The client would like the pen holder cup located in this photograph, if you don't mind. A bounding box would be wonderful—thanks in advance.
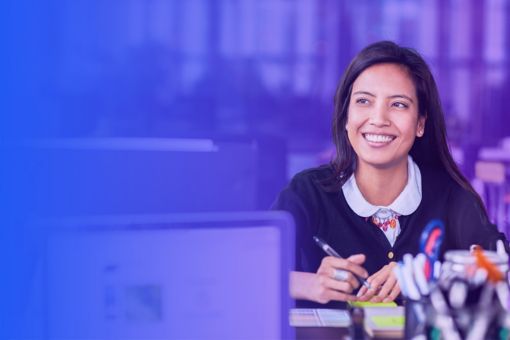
[404,297,432,339]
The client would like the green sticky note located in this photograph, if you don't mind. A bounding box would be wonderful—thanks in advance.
[371,315,405,328]
[349,301,397,308]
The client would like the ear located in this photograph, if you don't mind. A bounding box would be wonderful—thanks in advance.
[416,115,427,137]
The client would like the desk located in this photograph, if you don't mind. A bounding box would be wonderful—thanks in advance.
[291,307,404,339]
[295,327,402,339]
[296,327,348,339]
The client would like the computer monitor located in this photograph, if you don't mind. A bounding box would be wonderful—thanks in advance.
[30,138,259,216]
[43,211,295,339]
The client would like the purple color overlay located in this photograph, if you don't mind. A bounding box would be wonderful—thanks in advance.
[2,0,509,338]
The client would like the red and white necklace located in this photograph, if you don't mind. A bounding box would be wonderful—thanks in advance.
[370,208,400,231]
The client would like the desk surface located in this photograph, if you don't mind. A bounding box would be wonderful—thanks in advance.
[296,327,348,339]
[291,307,404,340]
[295,327,402,340]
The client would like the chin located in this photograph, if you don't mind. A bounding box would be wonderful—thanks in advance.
[358,156,407,170]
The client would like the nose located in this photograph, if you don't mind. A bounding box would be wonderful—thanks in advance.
[369,104,390,127]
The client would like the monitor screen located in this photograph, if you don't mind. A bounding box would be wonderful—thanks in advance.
[44,212,294,339]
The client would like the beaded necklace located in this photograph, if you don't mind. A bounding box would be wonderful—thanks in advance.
[370,208,400,232]
[365,208,401,245]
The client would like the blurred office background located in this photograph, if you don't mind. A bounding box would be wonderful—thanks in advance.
[3,0,510,336]
[20,0,508,227]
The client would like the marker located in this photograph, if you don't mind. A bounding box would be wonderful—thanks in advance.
[313,236,372,289]
[448,280,467,309]
[419,219,444,281]
[433,260,441,281]
[496,240,508,261]
[402,254,421,300]
[393,264,408,297]
[413,254,430,295]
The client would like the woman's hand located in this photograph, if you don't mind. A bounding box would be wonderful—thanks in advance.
[290,254,368,304]
[356,261,400,302]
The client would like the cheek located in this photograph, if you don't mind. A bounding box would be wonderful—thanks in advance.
[345,111,362,131]
[397,117,419,135]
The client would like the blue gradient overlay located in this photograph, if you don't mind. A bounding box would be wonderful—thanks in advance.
[2,0,510,338]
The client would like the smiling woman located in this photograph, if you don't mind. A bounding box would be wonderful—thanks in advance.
[272,41,508,308]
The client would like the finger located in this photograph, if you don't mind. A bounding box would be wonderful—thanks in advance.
[356,284,379,301]
[369,295,383,303]
[317,262,359,288]
[376,273,397,300]
[317,258,335,276]
[346,254,369,281]
[357,285,368,297]
[331,268,349,280]
[318,266,359,290]
[326,290,358,303]
[324,256,368,279]
[356,293,371,301]
[366,272,384,291]
[357,272,387,301]
[324,275,358,294]
[339,270,360,290]
[383,284,401,303]
[357,278,381,301]
[356,269,384,298]
[317,273,355,294]
[347,254,366,264]
[315,284,358,303]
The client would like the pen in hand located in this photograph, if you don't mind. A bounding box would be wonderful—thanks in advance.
[313,236,372,290]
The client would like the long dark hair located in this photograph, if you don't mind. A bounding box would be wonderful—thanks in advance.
[328,41,487,215]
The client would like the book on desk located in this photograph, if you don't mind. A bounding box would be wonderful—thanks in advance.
[363,306,404,338]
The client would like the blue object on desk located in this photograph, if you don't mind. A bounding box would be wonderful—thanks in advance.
[419,219,445,281]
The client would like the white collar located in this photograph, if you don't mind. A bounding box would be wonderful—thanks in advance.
[341,156,422,217]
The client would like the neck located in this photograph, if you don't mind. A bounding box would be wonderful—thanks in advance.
[355,159,409,206]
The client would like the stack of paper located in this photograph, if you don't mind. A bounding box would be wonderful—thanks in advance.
[289,308,350,327]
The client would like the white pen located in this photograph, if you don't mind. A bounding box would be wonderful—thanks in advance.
[413,254,430,295]
[393,265,408,297]
[313,236,372,289]
[402,254,421,300]
[496,240,508,261]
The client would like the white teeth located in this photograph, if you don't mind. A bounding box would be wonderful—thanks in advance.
[364,134,394,143]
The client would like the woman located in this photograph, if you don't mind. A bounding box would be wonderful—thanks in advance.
[272,41,508,307]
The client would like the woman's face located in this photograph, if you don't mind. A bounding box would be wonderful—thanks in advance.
[345,63,426,171]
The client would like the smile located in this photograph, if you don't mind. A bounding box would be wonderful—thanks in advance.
[362,133,396,143]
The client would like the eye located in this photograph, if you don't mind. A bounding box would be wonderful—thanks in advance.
[392,101,409,109]
[355,98,369,105]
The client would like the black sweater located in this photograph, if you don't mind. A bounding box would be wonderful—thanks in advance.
[273,164,507,307]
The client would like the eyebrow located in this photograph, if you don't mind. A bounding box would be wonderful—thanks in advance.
[352,91,414,103]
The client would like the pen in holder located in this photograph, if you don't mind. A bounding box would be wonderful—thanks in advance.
[436,248,509,339]
[394,253,439,339]
[395,244,510,340]
[403,296,432,339]
[396,219,445,339]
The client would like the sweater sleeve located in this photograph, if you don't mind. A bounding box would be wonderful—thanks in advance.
[448,186,508,252]
[271,172,322,273]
